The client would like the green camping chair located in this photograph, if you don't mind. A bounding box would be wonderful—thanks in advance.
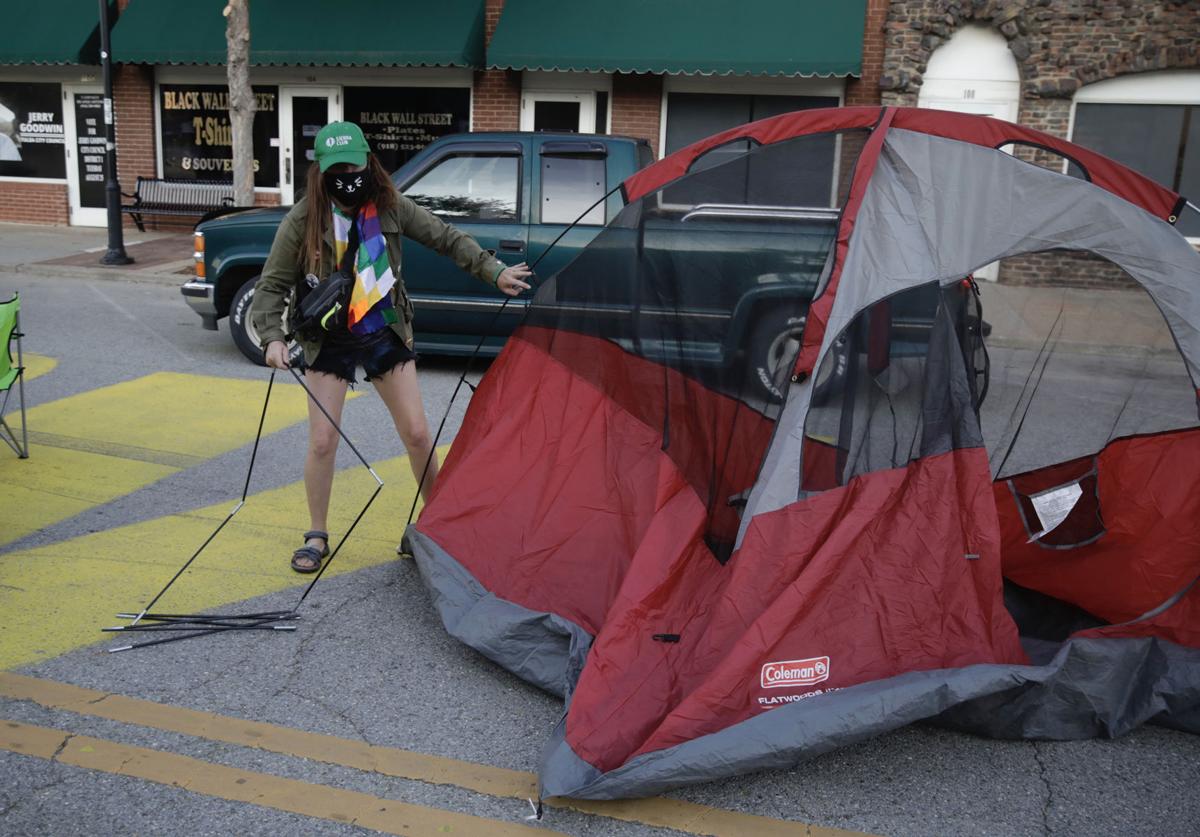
[0,292,28,458]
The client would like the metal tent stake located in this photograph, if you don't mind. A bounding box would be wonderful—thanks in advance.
[107,368,384,653]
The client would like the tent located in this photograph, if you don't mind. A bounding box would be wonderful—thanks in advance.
[405,106,1200,800]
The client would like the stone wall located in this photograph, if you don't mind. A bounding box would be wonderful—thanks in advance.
[880,0,1199,120]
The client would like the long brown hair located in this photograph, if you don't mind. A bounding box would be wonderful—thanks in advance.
[299,154,399,276]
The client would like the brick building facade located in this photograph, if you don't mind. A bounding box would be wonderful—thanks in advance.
[2,0,1195,266]
[0,0,885,230]
[880,0,1199,113]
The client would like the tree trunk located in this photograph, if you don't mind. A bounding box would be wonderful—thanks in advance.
[225,0,255,207]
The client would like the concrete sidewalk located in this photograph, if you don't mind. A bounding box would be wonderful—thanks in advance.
[0,222,193,286]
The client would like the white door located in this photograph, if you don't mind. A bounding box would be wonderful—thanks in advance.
[520,91,596,134]
[63,85,107,227]
[279,88,339,205]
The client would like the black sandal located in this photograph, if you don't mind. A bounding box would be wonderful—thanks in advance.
[291,530,330,574]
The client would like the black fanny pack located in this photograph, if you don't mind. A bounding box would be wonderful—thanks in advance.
[292,219,359,342]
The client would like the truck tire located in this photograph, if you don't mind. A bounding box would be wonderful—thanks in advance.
[748,307,808,403]
[229,276,302,367]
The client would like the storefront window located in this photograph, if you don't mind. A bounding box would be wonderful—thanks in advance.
[158,84,279,187]
[344,87,470,175]
[1072,102,1199,237]
[664,92,838,207]
[0,82,66,179]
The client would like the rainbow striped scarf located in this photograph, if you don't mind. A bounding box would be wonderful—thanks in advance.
[332,201,399,335]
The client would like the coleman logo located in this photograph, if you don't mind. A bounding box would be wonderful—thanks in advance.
[761,657,830,689]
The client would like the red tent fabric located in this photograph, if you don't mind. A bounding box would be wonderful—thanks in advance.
[409,106,1200,800]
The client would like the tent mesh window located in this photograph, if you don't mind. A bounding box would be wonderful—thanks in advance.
[801,280,988,491]
[524,130,870,561]
[980,252,1198,481]
[979,251,1200,637]
[799,246,1200,641]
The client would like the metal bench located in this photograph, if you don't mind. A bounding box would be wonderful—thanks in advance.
[121,177,236,231]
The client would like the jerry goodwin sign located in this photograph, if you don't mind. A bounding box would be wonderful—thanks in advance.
[0,82,65,180]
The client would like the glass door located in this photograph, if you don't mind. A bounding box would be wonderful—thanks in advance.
[63,85,107,227]
[279,87,338,205]
[520,92,597,134]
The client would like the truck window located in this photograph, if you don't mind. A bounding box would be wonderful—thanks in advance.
[404,154,519,222]
[541,155,605,225]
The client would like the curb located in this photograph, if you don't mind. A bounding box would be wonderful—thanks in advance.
[0,261,187,286]
[986,335,1181,358]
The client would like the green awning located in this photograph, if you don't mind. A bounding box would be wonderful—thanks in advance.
[489,0,865,77]
[0,0,104,65]
[112,0,485,67]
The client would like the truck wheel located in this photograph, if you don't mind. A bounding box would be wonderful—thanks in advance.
[230,276,302,367]
[748,308,808,403]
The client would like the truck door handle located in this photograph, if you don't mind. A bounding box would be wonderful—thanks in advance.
[499,239,525,253]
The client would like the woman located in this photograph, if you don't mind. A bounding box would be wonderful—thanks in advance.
[252,121,531,573]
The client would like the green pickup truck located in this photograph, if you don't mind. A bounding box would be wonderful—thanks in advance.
[182,132,652,362]
[182,130,857,401]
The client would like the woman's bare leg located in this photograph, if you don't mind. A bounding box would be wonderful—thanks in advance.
[302,370,350,555]
[371,360,438,502]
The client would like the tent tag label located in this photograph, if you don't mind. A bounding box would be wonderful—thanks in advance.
[1029,482,1083,541]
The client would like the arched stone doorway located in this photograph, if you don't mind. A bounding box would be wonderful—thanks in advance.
[917,24,1020,121]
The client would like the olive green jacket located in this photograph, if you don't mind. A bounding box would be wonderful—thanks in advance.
[251,195,507,363]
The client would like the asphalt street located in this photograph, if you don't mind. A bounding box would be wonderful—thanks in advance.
[0,228,1197,836]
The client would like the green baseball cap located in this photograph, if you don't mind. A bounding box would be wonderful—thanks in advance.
[313,121,370,172]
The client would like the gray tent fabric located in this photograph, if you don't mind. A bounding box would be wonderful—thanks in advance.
[538,635,1200,799]
[740,128,1200,538]
[406,527,592,697]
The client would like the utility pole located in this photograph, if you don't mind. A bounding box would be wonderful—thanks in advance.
[98,0,132,265]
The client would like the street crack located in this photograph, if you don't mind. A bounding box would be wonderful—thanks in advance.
[50,733,75,762]
[1032,740,1054,834]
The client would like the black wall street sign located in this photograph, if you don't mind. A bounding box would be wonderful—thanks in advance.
[0,82,66,180]
[159,84,279,187]
[344,87,470,174]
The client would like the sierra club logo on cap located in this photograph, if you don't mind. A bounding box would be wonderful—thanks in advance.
[315,122,369,171]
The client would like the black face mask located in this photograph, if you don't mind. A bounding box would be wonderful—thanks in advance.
[324,170,370,208]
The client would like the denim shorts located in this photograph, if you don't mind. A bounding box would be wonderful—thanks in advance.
[303,327,415,385]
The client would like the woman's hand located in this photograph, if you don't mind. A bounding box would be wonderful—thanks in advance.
[496,263,533,297]
[264,340,290,369]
